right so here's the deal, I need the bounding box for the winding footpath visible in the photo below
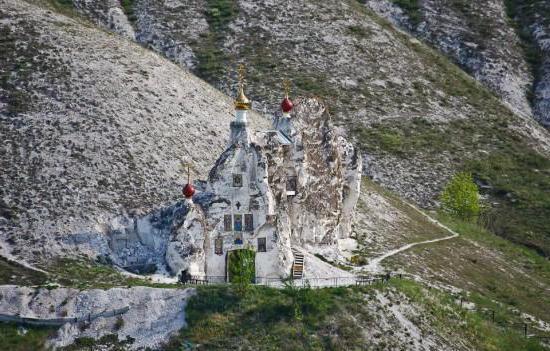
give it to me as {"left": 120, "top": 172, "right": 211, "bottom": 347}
{"left": 362, "top": 202, "right": 460, "bottom": 274}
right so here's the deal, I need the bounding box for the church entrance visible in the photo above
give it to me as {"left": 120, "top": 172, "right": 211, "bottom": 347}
{"left": 226, "top": 249, "right": 256, "bottom": 283}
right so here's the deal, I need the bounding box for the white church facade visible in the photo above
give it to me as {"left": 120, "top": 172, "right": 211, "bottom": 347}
{"left": 163, "top": 69, "right": 362, "bottom": 282}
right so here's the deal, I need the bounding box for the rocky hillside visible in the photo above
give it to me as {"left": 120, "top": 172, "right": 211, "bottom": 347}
{"left": 61, "top": 0, "right": 550, "bottom": 255}
{"left": 0, "top": 0, "right": 270, "bottom": 262}
{"left": 365, "top": 0, "right": 550, "bottom": 128}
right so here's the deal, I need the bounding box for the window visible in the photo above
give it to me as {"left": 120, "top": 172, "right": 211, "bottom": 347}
{"left": 234, "top": 236, "right": 243, "bottom": 245}
{"left": 244, "top": 214, "right": 253, "bottom": 231}
{"left": 233, "top": 174, "right": 243, "bottom": 187}
{"left": 258, "top": 238, "right": 266, "bottom": 252}
{"left": 234, "top": 214, "right": 242, "bottom": 231}
{"left": 287, "top": 176, "right": 297, "bottom": 195}
{"left": 224, "top": 215, "right": 232, "bottom": 231}
{"left": 215, "top": 237, "right": 223, "bottom": 255}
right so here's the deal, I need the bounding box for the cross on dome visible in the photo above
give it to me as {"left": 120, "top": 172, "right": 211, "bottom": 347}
{"left": 234, "top": 64, "right": 251, "bottom": 111}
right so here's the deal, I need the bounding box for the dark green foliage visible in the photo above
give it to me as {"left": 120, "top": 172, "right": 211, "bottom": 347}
{"left": 205, "top": 0, "right": 238, "bottom": 31}
{"left": 60, "top": 334, "right": 135, "bottom": 351}
{"left": 389, "top": 0, "right": 422, "bottom": 26}
{"left": 120, "top": 0, "right": 136, "bottom": 23}
{"left": 228, "top": 249, "right": 255, "bottom": 295}
{"left": 54, "top": 0, "right": 73, "bottom": 7}
{"left": 192, "top": 0, "right": 238, "bottom": 83}
{"left": 0, "top": 323, "right": 56, "bottom": 351}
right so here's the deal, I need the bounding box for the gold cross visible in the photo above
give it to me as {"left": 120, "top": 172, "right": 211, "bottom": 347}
{"left": 237, "top": 64, "right": 246, "bottom": 88}
{"left": 180, "top": 160, "right": 191, "bottom": 183}
{"left": 283, "top": 79, "right": 291, "bottom": 98}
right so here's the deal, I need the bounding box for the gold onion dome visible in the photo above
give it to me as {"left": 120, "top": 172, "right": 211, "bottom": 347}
{"left": 234, "top": 64, "right": 251, "bottom": 110}
{"left": 234, "top": 85, "right": 251, "bottom": 110}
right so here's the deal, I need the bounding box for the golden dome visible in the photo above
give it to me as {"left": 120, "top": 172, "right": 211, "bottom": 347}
{"left": 234, "top": 85, "right": 251, "bottom": 110}
{"left": 234, "top": 64, "right": 251, "bottom": 110}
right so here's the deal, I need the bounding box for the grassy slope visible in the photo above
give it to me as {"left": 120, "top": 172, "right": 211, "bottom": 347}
{"left": 4, "top": 280, "right": 545, "bottom": 350}
{"left": 351, "top": 11, "right": 550, "bottom": 257}
{"left": 356, "top": 177, "right": 550, "bottom": 322}
{"left": 164, "top": 281, "right": 545, "bottom": 351}
{"left": 382, "top": 214, "right": 550, "bottom": 322}
{"left": 0, "top": 257, "right": 48, "bottom": 286}
{"left": 353, "top": 178, "right": 450, "bottom": 258}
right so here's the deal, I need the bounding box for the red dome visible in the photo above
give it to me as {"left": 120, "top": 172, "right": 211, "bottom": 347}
{"left": 281, "top": 97, "right": 293, "bottom": 113}
{"left": 182, "top": 183, "right": 195, "bottom": 198}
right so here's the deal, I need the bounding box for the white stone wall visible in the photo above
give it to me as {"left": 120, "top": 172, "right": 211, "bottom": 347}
{"left": 164, "top": 98, "right": 361, "bottom": 280}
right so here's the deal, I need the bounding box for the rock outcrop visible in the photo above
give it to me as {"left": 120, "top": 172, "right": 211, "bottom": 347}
{"left": 72, "top": 0, "right": 136, "bottom": 39}
{"left": 0, "top": 285, "right": 196, "bottom": 349}
{"left": 365, "top": 0, "right": 550, "bottom": 126}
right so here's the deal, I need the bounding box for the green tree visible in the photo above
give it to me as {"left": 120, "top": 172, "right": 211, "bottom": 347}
{"left": 440, "top": 172, "right": 481, "bottom": 220}
{"left": 228, "top": 249, "right": 255, "bottom": 296}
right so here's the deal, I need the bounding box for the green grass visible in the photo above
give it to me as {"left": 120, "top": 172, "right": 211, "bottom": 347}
{"left": 0, "top": 323, "right": 56, "bottom": 351}
{"left": 45, "top": 258, "right": 180, "bottom": 289}
{"left": 165, "top": 284, "right": 372, "bottom": 350}
{"left": 191, "top": 0, "right": 238, "bottom": 84}
{"left": 0, "top": 257, "right": 48, "bottom": 286}
{"left": 161, "top": 280, "right": 547, "bottom": 350}
{"left": 438, "top": 215, "right": 550, "bottom": 284}
{"left": 354, "top": 112, "right": 550, "bottom": 257}
{"left": 467, "top": 151, "right": 550, "bottom": 256}
{"left": 385, "top": 213, "right": 550, "bottom": 322}
{"left": 392, "top": 279, "right": 548, "bottom": 351}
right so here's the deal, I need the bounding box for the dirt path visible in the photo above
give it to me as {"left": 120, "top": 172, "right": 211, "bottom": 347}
{"left": 361, "top": 203, "right": 459, "bottom": 273}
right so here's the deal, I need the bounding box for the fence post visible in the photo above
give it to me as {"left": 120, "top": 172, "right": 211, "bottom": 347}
{"left": 491, "top": 310, "right": 495, "bottom": 323}
{"left": 524, "top": 324, "right": 528, "bottom": 337}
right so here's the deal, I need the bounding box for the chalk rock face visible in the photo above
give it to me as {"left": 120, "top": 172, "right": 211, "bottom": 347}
{"left": 73, "top": 0, "right": 136, "bottom": 40}
{"left": 165, "top": 201, "right": 206, "bottom": 277}
{"left": 365, "top": 0, "right": 536, "bottom": 122}
{"left": 0, "top": 285, "right": 195, "bottom": 350}
{"left": 163, "top": 98, "right": 361, "bottom": 279}
{"left": 265, "top": 98, "right": 362, "bottom": 246}
{"left": 106, "top": 202, "right": 190, "bottom": 273}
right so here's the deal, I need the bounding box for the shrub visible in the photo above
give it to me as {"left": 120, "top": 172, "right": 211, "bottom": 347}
{"left": 440, "top": 172, "right": 481, "bottom": 220}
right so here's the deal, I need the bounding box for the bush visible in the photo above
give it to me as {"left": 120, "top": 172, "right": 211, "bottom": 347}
{"left": 440, "top": 172, "right": 481, "bottom": 220}
{"left": 228, "top": 249, "right": 256, "bottom": 296}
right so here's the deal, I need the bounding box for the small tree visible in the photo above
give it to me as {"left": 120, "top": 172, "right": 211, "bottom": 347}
{"left": 440, "top": 172, "right": 481, "bottom": 220}
{"left": 228, "top": 249, "right": 255, "bottom": 296}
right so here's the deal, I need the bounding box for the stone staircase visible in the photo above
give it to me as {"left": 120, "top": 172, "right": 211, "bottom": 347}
{"left": 291, "top": 249, "right": 304, "bottom": 280}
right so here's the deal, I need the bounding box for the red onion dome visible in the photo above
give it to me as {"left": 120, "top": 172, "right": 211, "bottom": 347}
{"left": 281, "top": 97, "right": 293, "bottom": 113}
{"left": 182, "top": 183, "right": 195, "bottom": 198}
